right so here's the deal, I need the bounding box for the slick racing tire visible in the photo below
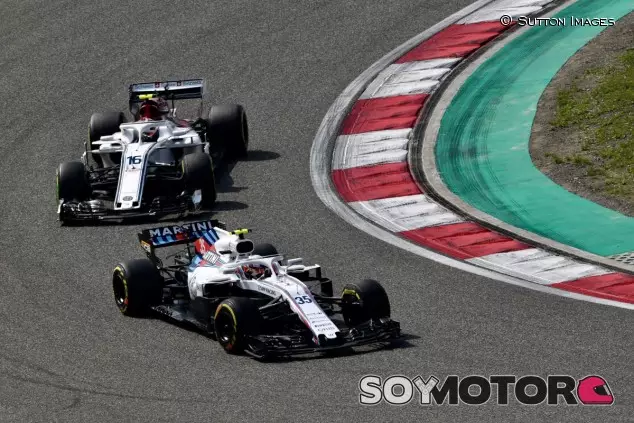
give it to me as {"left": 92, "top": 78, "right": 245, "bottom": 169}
{"left": 56, "top": 161, "right": 91, "bottom": 202}
{"left": 181, "top": 152, "right": 217, "bottom": 208}
{"left": 112, "top": 259, "right": 163, "bottom": 317}
{"left": 253, "top": 243, "right": 278, "bottom": 257}
{"left": 89, "top": 111, "right": 126, "bottom": 167}
{"left": 341, "top": 279, "right": 391, "bottom": 327}
{"left": 214, "top": 297, "right": 262, "bottom": 354}
{"left": 206, "top": 104, "right": 248, "bottom": 159}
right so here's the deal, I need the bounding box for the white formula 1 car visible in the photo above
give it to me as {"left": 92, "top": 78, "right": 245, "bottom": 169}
{"left": 112, "top": 220, "right": 401, "bottom": 359}
{"left": 56, "top": 79, "right": 248, "bottom": 223}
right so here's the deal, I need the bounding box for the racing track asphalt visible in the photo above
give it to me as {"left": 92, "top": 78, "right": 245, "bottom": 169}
{"left": 1, "top": 1, "right": 633, "bottom": 422}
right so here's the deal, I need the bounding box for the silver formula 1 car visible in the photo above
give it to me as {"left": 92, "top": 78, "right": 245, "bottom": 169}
{"left": 112, "top": 220, "right": 401, "bottom": 359}
{"left": 56, "top": 79, "right": 248, "bottom": 223}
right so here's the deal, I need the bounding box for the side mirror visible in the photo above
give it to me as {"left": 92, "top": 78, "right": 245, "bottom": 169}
{"left": 286, "top": 258, "right": 303, "bottom": 266}
{"left": 287, "top": 265, "right": 306, "bottom": 273}
{"left": 191, "top": 189, "right": 202, "bottom": 206}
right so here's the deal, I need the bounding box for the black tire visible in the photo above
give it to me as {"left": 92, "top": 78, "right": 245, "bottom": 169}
{"left": 213, "top": 297, "right": 262, "bottom": 353}
{"left": 341, "top": 279, "right": 391, "bottom": 327}
{"left": 253, "top": 243, "right": 278, "bottom": 257}
{"left": 206, "top": 104, "right": 248, "bottom": 159}
{"left": 56, "top": 161, "right": 91, "bottom": 202}
{"left": 181, "top": 152, "right": 217, "bottom": 208}
{"left": 112, "top": 259, "right": 163, "bottom": 317}
{"left": 89, "top": 111, "right": 126, "bottom": 167}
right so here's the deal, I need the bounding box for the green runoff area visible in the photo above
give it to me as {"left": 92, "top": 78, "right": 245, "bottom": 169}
{"left": 551, "top": 50, "right": 634, "bottom": 202}
{"left": 435, "top": 0, "right": 634, "bottom": 257}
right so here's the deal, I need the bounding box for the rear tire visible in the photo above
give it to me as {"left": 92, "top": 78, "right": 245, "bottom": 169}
{"left": 206, "top": 104, "right": 248, "bottom": 159}
{"left": 56, "top": 161, "right": 91, "bottom": 202}
{"left": 341, "top": 279, "right": 391, "bottom": 327}
{"left": 89, "top": 111, "right": 126, "bottom": 167}
{"left": 181, "top": 152, "right": 217, "bottom": 208}
{"left": 112, "top": 259, "right": 163, "bottom": 317}
{"left": 214, "top": 297, "right": 262, "bottom": 353}
{"left": 253, "top": 243, "right": 278, "bottom": 257}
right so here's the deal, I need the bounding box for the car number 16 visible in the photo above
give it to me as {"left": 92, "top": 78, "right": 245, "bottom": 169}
{"left": 127, "top": 155, "right": 142, "bottom": 165}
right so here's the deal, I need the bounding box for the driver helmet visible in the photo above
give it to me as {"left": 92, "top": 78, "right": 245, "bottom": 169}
{"left": 139, "top": 97, "right": 169, "bottom": 121}
{"left": 242, "top": 264, "right": 268, "bottom": 280}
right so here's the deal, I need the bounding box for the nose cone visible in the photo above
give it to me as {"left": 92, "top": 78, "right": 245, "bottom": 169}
{"left": 577, "top": 376, "right": 614, "bottom": 405}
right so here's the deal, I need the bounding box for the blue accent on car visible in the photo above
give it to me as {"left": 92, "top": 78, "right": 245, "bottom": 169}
{"left": 188, "top": 255, "right": 203, "bottom": 272}
{"left": 203, "top": 230, "right": 218, "bottom": 245}
{"left": 150, "top": 228, "right": 218, "bottom": 247}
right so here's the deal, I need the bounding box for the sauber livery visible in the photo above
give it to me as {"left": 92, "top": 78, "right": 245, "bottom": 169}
{"left": 56, "top": 78, "right": 249, "bottom": 223}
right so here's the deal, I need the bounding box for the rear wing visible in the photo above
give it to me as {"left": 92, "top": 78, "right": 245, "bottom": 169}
{"left": 128, "top": 79, "right": 204, "bottom": 111}
{"left": 137, "top": 219, "right": 225, "bottom": 255}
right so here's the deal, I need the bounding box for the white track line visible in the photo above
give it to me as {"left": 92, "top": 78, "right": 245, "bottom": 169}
{"left": 348, "top": 194, "right": 464, "bottom": 233}
{"left": 361, "top": 59, "right": 459, "bottom": 99}
{"left": 467, "top": 249, "right": 612, "bottom": 285}
{"left": 333, "top": 129, "right": 411, "bottom": 170}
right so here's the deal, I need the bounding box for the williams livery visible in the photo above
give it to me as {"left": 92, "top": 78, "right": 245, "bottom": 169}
{"left": 112, "top": 220, "right": 401, "bottom": 359}
{"left": 56, "top": 79, "right": 249, "bottom": 223}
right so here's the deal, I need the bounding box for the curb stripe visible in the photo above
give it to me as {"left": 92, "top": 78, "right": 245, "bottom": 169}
{"left": 467, "top": 248, "right": 612, "bottom": 284}
{"left": 332, "top": 129, "right": 411, "bottom": 170}
{"left": 553, "top": 273, "right": 634, "bottom": 304}
{"left": 348, "top": 194, "right": 464, "bottom": 233}
{"left": 331, "top": 162, "right": 420, "bottom": 202}
{"left": 395, "top": 23, "right": 509, "bottom": 64}
{"left": 400, "top": 222, "right": 531, "bottom": 260}
{"left": 457, "top": 0, "right": 553, "bottom": 19}
{"left": 459, "top": 0, "right": 552, "bottom": 24}
{"left": 340, "top": 94, "right": 429, "bottom": 134}
{"left": 360, "top": 59, "right": 459, "bottom": 99}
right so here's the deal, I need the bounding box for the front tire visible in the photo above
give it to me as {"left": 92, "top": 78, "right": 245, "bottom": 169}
{"left": 206, "top": 104, "right": 248, "bottom": 159}
{"left": 181, "top": 152, "right": 217, "bottom": 208}
{"left": 214, "top": 297, "right": 262, "bottom": 354}
{"left": 56, "top": 161, "right": 91, "bottom": 202}
{"left": 89, "top": 111, "right": 126, "bottom": 167}
{"left": 112, "top": 259, "right": 163, "bottom": 317}
{"left": 341, "top": 279, "right": 391, "bottom": 327}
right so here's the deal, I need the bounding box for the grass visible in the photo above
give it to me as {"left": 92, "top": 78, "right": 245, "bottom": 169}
{"left": 550, "top": 48, "right": 634, "bottom": 199}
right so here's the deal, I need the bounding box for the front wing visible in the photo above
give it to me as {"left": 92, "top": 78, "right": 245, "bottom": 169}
{"left": 57, "top": 195, "right": 195, "bottom": 222}
{"left": 244, "top": 318, "right": 401, "bottom": 359}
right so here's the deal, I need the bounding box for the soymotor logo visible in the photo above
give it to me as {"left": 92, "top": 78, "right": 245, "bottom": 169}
{"left": 359, "top": 375, "right": 614, "bottom": 406}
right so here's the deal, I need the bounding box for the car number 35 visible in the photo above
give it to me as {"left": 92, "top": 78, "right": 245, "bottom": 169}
{"left": 294, "top": 295, "right": 312, "bottom": 304}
